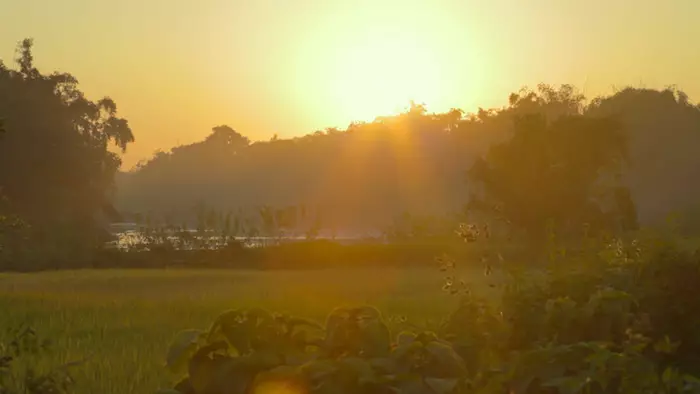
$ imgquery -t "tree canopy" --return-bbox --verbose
[467,113,629,241]
[0,39,133,262]
[117,84,700,235]
[3,36,700,265]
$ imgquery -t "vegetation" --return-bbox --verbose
[467,113,633,243]
[117,85,700,235]
[0,267,477,394]
[3,37,700,394]
[0,325,79,394]
[3,38,700,269]
[158,233,700,394]
[0,39,133,268]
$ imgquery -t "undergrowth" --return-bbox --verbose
[157,232,700,393]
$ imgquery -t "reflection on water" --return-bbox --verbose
[105,225,384,251]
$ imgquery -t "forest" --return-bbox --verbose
[116,82,700,236]
[2,39,700,394]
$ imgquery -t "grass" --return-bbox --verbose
[0,267,500,394]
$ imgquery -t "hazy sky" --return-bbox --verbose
[1,0,698,168]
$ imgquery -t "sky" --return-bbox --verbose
[1,0,699,169]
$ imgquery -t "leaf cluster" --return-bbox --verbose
[162,307,468,394]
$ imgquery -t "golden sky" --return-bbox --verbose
[1,0,698,169]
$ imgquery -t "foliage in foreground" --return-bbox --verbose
[0,325,79,394]
[160,235,700,394]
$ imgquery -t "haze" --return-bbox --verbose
[1,0,698,168]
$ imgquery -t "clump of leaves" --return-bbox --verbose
[0,325,82,394]
[160,306,468,394]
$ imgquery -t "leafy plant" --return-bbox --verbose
[160,306,468,394]
[0,325,83,394]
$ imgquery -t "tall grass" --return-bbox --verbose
[0,267,498,394]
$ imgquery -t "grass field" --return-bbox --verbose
[0,267,499,394]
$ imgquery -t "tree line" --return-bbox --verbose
[117,84,700,238]
[2,38,700,268]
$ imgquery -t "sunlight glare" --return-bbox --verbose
[252,380,306,394]
[329,31,444,122]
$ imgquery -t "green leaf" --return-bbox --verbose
[287,317,324,331]
[543,374,594,394]
[662,367,680,385]
[246,307,274,326]
[301,359,337,381]
[424,341,467,376]
[173,378,193,394]
[204,358,257,394]
[654,335,681,355]
[392,341,423,361]
[355,305,382,320]
[166,329,203,374]
[312,380,356,394]
[188,341,230,393]
[154,390,182,394]
[425,378,459,394]
[325,307,352,332]
[251,366,307,394]
[324,307,352,353]
[416,331,439,344]
[339,357,375,383]
[394,378,429,394]
[207,309,242,342]
[683,374,700,392]
[285,351,316,366]
[397,331,417,346]
[188,356,218,393]
[359,317,391,356]
[246,350,283,370]
[369,357,396,373]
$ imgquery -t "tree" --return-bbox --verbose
[586,87,700,225]
[0,39,134,263]
[467,113,630,242]
[206,125,250,150]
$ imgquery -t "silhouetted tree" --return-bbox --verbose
[467,113,629,242]
[587,87,700,225]
[116,83,700,235]
[0,39,134,264]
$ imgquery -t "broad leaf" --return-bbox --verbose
[288,317,324,331]
[424,341,467,377]
[397,331,417,346]
[301,359,337,381]
[359,318,391,357]
[425,377,459,394]
[166,329,204,374]
[339,357,375,384]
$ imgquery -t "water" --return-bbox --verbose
[105,226,385,251]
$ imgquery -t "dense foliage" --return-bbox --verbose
[0,39,133,267]
[118,85,700,234]
[467,112,633,242]
[0,325,79,394]
[160,234,700,394]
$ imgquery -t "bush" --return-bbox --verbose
[160,306,468,394]
[159,235,700,394]
[0,325,81,394]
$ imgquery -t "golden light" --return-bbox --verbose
[327,30,445,122]
[251,380,306,394]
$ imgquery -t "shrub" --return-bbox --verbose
[0,325,81,394]
[159,235,700,394]
[160,307,468,394]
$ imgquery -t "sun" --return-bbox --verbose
[328,31,444,122]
